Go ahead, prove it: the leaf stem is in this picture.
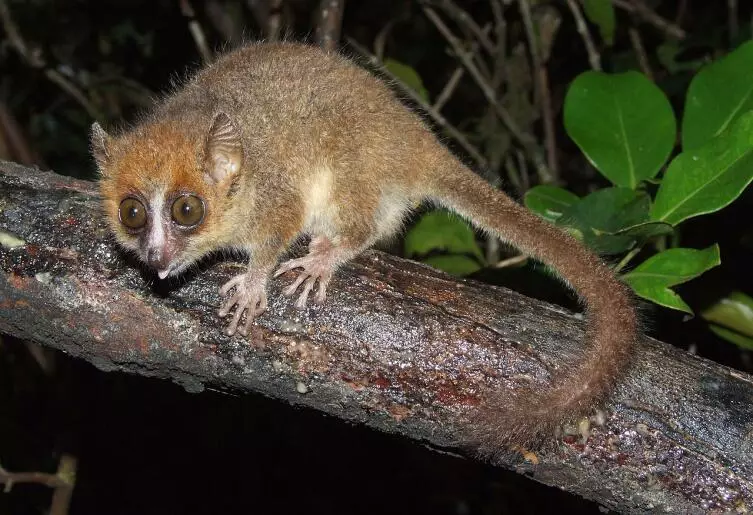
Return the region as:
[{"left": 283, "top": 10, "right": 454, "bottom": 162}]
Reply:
[{"left": 614, "top": 246, "right": 642, "bottom": 273}]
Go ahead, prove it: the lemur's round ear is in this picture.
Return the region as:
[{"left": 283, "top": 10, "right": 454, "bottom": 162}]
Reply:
[
  {"left": 204, "top": 112, "right": 243, "bottom": 185},
  {"left": 90, "top": 122, "right": 112, "bottom": 172}
]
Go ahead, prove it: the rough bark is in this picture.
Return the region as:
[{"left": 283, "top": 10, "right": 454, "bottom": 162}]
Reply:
[{"left": 1, "top": 161, "right": 752, "bottom": 514}]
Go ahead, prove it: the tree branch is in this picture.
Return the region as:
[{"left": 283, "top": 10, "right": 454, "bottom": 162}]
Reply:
[
  {"left": 315, "top": 0, "right": 346, "bottom": 52},
  {"left": 0, "top": 0, "right": 101, "bottom": 120},
  {"left": 420, "top": 4, "right": 552, "bottom": 183},
  {"left": 179, "top": 0, "right": 214, "bottom": 64},
  {"left": 517, "top": 0, "right": 558, "bottom": 175},
  {"left": 246, "top": 0, "right": 284, "bottom": 41},
  {"left": 565, "top": 0, "right": 601, "bottom": 71},
  {"left": 346, "top": 38, "right": 488, "bottom": 169},
  {"left": 0, "top": 454, "right": 76, "bottom": 515},
  {"left": 1, "top": 162, "right": 753, "bottom": 512},
  {"left": 611, "top": 0, "right": 686, "bottom": 39}
]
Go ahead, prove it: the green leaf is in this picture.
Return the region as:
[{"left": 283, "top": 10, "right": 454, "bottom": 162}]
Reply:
[
  {"left": 582, "top": 0, "right": 616, "bottom": 46},
  {"left": 701, "top": 291, "right": 753, "bottom": 349},
  {"left": 564, "top": 71, "right": 676, "bottom": 188},
  {"left": 606, "top": 220, "right": 674, "bottom": 243},
  {"left": 682, "top": 41, "right": 753, "bottom": 150},
  {"left": 656, "top": 42, "right": 706, "bottom": 75},
  {"left": 558, "top": 187, "right": 651, "bottom": 254},
  {"left": 384, "top": 58, "right": 430, "bottom": 103},
  {"left": 623, "top": 245, "right": 721, "bottom": 313},
  {"left": 524, "top": 185, "right": 580, "bottom": 223},
  {"left": 422, "top": 254, "right": 482, "bottom": 277},
  {"left": 404, "top": 210, "right": 484, "bottom": 262},
  {"left": 708, "top": 325, "right": 753, "bottom": 351},
  {"left": 651, "top": 110, "right": 753, "bottom": 226}
]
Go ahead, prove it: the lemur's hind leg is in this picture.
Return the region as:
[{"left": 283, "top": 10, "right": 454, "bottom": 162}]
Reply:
[{"left": 273, "top": 234, "right": 364, "bottom": 308}]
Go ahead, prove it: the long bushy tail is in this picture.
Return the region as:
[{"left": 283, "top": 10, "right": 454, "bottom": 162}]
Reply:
[{"left": 426, "top": 159, "right": 638, "bottom": 452}]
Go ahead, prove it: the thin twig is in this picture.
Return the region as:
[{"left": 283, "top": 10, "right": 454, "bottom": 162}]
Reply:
[
  {"left": 266, "top": 0, "right": 284, "bottom": 41},
  {"left": 489, "top": 0, "right": 507, "bottom": 90},
  {"left": 205, "top": 0, "right": 243, "bottom": 45},
  {"left": 433, "top": 66, "right": 465, "bottom": 111},
  {"left": 728, "top": 0, "right": 738, "bottom": 46},
  {"left": 471, "top": 23, "right": 494, "bottom": 81},
  {"left": 180, "top": 0, "right": 213, "bottom": 64},
  {"left": 490, "top": 0, "right": 505, "bottom": 38},
  {"left": 518, "top": 0, "right": 542, "bottom": 101},
  {"left": 49, "top": 455, "right": 77, "bottom": 515},
  {"left": 674, "top": 0, "right": 687, "bottom": 25},
  {"left": 346, "top": 38, "right": 488, "bottom": 169},
  {"left": 421, "top": 5, "right": 551, "bottom": 182},
  {"left": 374, "top": 17, "right": 405, "bottom": 61},
  {"left": 315, "top": 0, "right": 346, "bottom": 52},
  {"left": 434, "top": 34, "right": 484, "bottom": 111},
  {"left": 0, "top": 0, "right": 101, "bottom": 119},
  {"left": 675, "top": 0, "right": 688, "bottom": 25},
  {"left": 246, "top": 0, "right": 284, "bottom": 41},
  {"left": 613, "top": 246, "right": 641, "bottom": 273},
  {"left": 628, "top": 27, "right": 653, "bottom": 81},
  {"left": 612, "top": 0, "right": 686, "bottom": 39},
  {"left": 537, "top": 66, "right": 556, "bottom": 176},
  {"left": 1, "top": 454, "right": 76, "bottom": 515},
  {"left": 504, "top": 155, "right": 522, "bottom": 193},
  {"left": 494, "top": 254, "right": 529, "bottom": 268},
  {"left": 0, "top": 101, "right": 39, "bottom": 166},
  {"left": 516, "top": 148, "right": 529, "bottom": 191},
  {"left": 483, "top": 0, "right": 511, "bottom": 261},
  {"left": 565, "top": 0, "right": 601, "bottom": 70},
  {"left": 436, "top": 0, "right": 496, "bottom": 55},
  {"left": 0, "top": 468, "right": 67, "bottom": 489},
  {"left": 431, "top": 1, "right": 495, "bottom": 81},
  {"left": 518, "top": 0, "right": 557, "bottom": 176}
]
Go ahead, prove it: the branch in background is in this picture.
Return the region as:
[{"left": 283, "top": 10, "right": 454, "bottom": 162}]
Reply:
[
  {"left": 628, "top": 27, "right": 654, "bottom": 80},
  {"left": 517, "top": 0, "right": 558, "bottom": 176},
  {"left": 205, "top": 0, "right": 244, "bottom": 46},
  {"left": 0, "top": 101, "right": 41, "bottom": 166},
  {"left": 436, "top": 0, "right": 495, "bottom": 56},
  {"left": 433, "top": 0, "right": 520, "bottom": 261},
  {"left": 246, "top": 0, "right": 284, "bottom": 41},
  {"left": 430, "top": 28, "right": 481, "bottom": 112},
  {"left": 565, "top": 0, "right": 601, "bottom": 70},
  {"left": 728, "top": 0, "right": 738, "bottom": 46},
  {"left": 346, "top": 38, "right": 488, "bottom": 169},
  {"left": 489, "top": 0, "right": 507, "bottom": 90},
  {"left": 486, "top": 0, "right": 509, "bottom": 202},
  {"left": 315, "top": 0, "right": 346, "bottom": 52},
  {"left": 434, "top": 0, "right": 495, "bottom": 82},
  {"left": 0, "top": 0, "right": 101, "bottom": 120},
  {"left": 612, "top": 0, "right": 686, "bottom": 39},
  {"left": 267, "top": 0, "right": 284, "bottom": 41},
  {"left": 179, "top": 0, "right": 214, "bottom": 64},
  {"left": 3, "top": 163, "right": 753, "bottom": 513},
  {"left": 0, "top": 455, "right": 77, "bottom": 515},
  {"left": 421, "top": 4, "right": 552, "bottom": 183},
  {"left": 674, "top": 0, "right": 687, "bottom": 25},
  {"left": 493, "top": 254, "right": 529, "bottom": 268},
  {"left": 432, "top": 66, "right": 465, "bottom": 112}
]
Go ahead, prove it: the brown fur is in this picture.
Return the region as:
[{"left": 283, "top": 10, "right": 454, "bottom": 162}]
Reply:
[{"left": 93, "top": 42, "right": 638, "bottom": 451}]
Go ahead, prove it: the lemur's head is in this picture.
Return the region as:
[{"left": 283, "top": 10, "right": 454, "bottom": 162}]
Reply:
[{"left": 92, "top": 112, "right": 243, "bottom": 278}]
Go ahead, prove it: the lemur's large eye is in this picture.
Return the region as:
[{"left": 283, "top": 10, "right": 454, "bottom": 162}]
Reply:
[
  {"left": 171, "top": 194, "right": 205, "bottom": 227},
  {"left": 119, "top": 198, "right": 147, "bottom": 230}
]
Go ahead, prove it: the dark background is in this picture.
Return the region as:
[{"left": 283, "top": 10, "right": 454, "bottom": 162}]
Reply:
[{"left": 1, "top": 0, "right": 752, "bottom": 513}]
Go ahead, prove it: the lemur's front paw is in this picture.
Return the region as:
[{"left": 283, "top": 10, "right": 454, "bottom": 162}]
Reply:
[{"left": 219, "top": 273, "right": 268, "bottom": 336}]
